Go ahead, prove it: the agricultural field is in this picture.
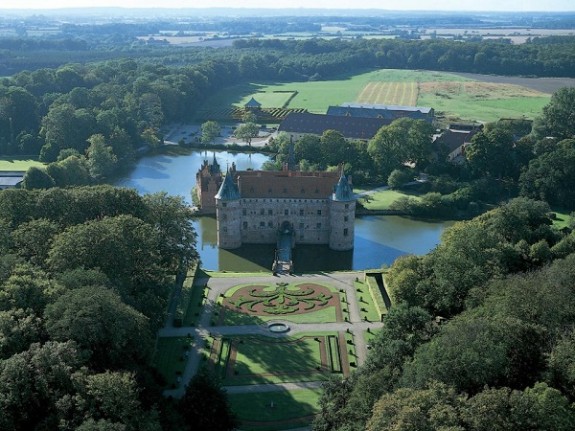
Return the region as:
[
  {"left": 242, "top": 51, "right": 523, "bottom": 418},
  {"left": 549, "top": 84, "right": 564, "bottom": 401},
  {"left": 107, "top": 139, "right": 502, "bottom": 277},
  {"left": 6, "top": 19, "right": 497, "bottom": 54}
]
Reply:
[{"left": 201, "top": 68, "right": 565, "bottom": 123}]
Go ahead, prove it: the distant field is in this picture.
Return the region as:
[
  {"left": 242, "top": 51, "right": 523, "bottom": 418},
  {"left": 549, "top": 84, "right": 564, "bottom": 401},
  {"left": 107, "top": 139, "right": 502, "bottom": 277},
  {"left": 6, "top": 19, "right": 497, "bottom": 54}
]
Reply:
[
  {"left": 203, "top": 69, "right": 558, "bottom": 122},
  {"left": 0, "top": 157, "right": 43, "bottom": 171}
]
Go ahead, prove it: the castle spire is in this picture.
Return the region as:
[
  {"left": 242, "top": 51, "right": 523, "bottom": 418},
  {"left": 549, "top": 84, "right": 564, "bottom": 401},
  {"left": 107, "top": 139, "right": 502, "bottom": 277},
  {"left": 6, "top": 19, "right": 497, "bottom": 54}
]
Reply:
[
  {"left": 215, "top": 169, "right": 240, "bottom": 201},
  {"left": 333, "top": 170, "right": 353, "bottom": 202}
]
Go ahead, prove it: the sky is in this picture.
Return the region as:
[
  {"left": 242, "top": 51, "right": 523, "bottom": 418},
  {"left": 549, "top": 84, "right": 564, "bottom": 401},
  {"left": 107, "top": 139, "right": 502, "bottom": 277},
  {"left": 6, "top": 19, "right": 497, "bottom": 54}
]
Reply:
[{"left": 0, "top": 0, "right": 574, "bottom": 12}]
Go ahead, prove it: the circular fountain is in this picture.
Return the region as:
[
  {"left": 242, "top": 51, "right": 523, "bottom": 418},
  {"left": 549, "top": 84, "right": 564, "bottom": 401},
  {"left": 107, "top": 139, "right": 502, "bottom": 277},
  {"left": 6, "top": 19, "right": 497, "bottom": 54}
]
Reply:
[{"left": 267, "top": 322, "right": 290, "bottom": 333}]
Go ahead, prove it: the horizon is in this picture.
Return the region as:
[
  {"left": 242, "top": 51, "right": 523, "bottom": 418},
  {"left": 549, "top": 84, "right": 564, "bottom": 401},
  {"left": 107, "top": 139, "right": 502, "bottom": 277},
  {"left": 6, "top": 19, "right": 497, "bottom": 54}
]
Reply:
[{"left": 1, "top": 0, "right": 574, "bottom": 13}]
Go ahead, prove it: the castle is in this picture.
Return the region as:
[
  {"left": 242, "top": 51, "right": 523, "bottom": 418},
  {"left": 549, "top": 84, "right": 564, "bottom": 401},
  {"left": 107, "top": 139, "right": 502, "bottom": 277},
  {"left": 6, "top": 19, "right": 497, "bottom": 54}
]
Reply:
[{"left": 195, "top": 156, "right": 355, "bottom": 252}]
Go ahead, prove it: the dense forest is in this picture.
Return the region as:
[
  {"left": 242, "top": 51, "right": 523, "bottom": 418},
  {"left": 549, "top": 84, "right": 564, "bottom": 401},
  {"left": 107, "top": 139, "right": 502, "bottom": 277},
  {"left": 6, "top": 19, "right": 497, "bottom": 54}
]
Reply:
[{"left": 0, "top": 186, "right": 241, "bottom": 431}]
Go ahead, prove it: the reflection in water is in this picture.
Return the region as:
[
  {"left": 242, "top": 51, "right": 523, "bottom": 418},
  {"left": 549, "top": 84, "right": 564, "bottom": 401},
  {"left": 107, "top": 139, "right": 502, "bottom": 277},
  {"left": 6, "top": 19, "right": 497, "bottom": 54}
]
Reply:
[{"left": 116, "top": 149, "right": 454, "bottom": 272}]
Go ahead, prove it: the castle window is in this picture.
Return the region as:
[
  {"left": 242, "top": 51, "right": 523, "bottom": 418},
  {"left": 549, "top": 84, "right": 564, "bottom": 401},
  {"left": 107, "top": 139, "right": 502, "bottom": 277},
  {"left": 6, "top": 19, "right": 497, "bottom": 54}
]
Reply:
[
  {"left": 223, "top": 227, "right": 228, "bottom": 232},
  {"left": 242, "top": 209, "right": 247, "bottom": 216},
  {"left": 316, "top": 223, "right": 321, "bottom": 229},
  {"left": 344, "top": 216, "right": 348, "bottom": 222},
  {"left": 260, "top": 221, "right": 265, "bottom": 227},
  {"left": 345, "top": 204, "right": 349, "bottom": 209},
  {"left": 317, "top": 210, "right": 322, "bottom": 215},
  {"left": 300, "top": 188, "right": 305, "bottom": 194},
  {"left": 243, "top": 221, "right": 248, "bottom": 229},
  {"left": 344, "top": 228, "right": 349, "bottom": 236},
  {"left": 268, "top": 209, "right": 273, "bottom": 215},
  {"left": 222, "top": 203, "right": 227, "bottom": 208},
  {"left": 299, "top": 209, "right": 304, "bottom": 216},
  {"left": 260, "top": 209, "right": 265, "bottom": 215},
  {"left": 284, "top": 209, "right": 289, "bottom": 216},
  {"left": 222, "top": 214, "right": 227, "bottom": 221},
  {"left": 315, "top": 188, "right": 319, "bottom": 194}
]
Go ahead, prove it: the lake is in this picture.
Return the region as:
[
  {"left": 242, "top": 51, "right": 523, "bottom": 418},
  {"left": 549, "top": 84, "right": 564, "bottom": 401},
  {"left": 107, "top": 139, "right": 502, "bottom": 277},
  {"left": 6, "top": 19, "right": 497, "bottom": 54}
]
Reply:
[{"left": 116, "top": 148, "right": 453, "bottom": 272}]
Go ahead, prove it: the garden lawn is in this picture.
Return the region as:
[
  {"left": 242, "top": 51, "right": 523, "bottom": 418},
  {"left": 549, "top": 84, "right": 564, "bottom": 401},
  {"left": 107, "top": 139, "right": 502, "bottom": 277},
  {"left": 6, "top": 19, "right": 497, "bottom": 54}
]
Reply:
[
  {"left": 359, "top": 188, "right": 423, "bottom": 211},
  {"left": 152, "top": 337, "right": 192, "bottom": 387},
  {"left": 222, "top": 333, "right": 339, "bottom": 385},
  {"left": 356, "top": 280, "right": 381, "bottom": 323},
  {"left": 229, "top": 388, "right": 322, "bottom": 431},
  {"left": 551, "top": 208, "right": 573, "bottom": 229}
]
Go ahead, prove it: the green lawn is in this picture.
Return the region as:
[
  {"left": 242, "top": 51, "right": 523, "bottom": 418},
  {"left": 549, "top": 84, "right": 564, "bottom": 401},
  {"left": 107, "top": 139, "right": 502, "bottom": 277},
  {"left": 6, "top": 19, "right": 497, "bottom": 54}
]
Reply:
[
  {"left": 0, "top": 157, "right": 44, "bottom": 171},
  {"left": 356, "top": 280, "right": 381, "bottom": 323},
  {"left": 359, "top": 188, "right": 423, "bottom": 211},
  {"left": 229, "top": 388, "right": 321, "bottom": 431},
  {"left": 222, "top": 333, "right": 340, "bottom": 385},
  {"left": 551, "top": 208, "right": 573, "bottom": 229},
  {"left": 203, "top": 68, "right": 550, "bottom": 122},
  {"left": 152, "top": 337, "right": 193, "bottom": 387}
]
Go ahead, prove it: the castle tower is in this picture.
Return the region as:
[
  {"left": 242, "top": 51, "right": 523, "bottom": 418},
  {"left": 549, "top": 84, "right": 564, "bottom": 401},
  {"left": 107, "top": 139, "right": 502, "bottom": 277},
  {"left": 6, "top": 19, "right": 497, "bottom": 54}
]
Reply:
[
  {"left": 215, "top": 169, "right": 242, "bottom": 249},
  {"left": 195, "top": 153, "right": 222, "bottom": 214},
  {"left": 329, "top": 171, "right": 355, "bottom": 251}
]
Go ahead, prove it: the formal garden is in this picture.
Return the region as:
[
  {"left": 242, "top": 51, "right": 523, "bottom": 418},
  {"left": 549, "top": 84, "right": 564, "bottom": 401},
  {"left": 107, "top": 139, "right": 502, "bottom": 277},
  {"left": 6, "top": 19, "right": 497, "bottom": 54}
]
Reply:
[{"left": 151, "top": 271, "right": 390, "bottom": 430}]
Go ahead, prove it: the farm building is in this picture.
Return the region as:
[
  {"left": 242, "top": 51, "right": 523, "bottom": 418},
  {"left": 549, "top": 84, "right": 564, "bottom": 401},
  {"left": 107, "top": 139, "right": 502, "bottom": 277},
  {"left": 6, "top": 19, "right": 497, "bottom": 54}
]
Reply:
[
  {"left": 0, "top": 171, "right": 25, "bottom": 190},
  {"left": 278, "top": 112, "right": 391, "bottom": 141},
  {"left": 214, "top": 162, "right": 355, "bottom": 255},
  {"left": 327, "top": 103, "right": 435, "bottom": 123},
  {"left": 433, "top": 125, "right": 482, "bottom": 164}
]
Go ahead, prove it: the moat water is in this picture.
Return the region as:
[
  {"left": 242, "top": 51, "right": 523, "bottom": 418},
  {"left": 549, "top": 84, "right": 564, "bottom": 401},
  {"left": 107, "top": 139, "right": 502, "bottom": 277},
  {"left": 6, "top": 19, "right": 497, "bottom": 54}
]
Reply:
[{"left": 116, "top": 149, "right": 453, "bottom": 272}]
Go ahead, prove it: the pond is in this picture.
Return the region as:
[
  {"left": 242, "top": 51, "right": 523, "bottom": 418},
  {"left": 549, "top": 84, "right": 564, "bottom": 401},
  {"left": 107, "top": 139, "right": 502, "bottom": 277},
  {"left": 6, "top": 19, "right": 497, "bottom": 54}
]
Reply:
[{"left": 116, "top": 148, "right": 453, "bottom": 272}]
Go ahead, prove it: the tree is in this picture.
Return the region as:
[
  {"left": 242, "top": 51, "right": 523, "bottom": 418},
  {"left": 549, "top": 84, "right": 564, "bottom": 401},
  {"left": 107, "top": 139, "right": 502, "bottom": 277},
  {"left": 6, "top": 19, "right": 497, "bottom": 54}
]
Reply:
[
  {"left": 44, "top": 287, "right": 152, "bottom": 370},
  {"left": 179, "top": 370, "right": 238, "bottom": 431},
  {"left": 466, "top": 129, "right": 517, "bottom": 178},
  {"left": 463, "top": 383, "right": 575, "bottom": 431},
  {"left": 47, "top": 214, "right": 168, "bottom": 323},
  {"left": 235, "top": 122, "right": 259, "bottom": 147},
  {"left": 12, "top": 218, "right": 60, "bottom": 266},
  {"left": 519, "top": 139, "right": 575, "bottom": 210},
  {"left": 367, "top": 382, "right": 464, "bottom": 431},
  {"left": 142, "top": 192, "right": 198, "bottom": 271},
  {"left": 387, "top": 168, "right": 413, "bottom": 189},
  {"left": 320, "top": 130, "right": 351, "bottom": 167},
  {"left": 86, "top": 134, "right": 117, "bottom": 180},
  {"left": 21, "top": 166, "right": 55, "bottom": 189},
  {"left": 0, "top": 341, "right": 85, "bottom": 431},
  {"left": 538, "top": 87, "right": 575, "bottom": 140},
  {"left": 200, "top": 120, "right": 220, "bottom": 146}
]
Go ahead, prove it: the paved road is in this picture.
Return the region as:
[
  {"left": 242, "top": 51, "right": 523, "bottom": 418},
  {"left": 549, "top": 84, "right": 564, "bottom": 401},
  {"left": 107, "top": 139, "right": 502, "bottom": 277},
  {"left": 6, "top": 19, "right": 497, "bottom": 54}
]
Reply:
[{"left": 161, "top": 272, "right": 384, "bottom": 400}]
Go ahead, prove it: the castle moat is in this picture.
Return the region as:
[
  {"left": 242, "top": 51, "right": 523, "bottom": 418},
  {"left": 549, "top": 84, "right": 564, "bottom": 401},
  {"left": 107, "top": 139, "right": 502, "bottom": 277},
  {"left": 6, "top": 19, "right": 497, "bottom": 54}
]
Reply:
[{"left": 116, "top": 149, "right": 453, "bottom": 271}]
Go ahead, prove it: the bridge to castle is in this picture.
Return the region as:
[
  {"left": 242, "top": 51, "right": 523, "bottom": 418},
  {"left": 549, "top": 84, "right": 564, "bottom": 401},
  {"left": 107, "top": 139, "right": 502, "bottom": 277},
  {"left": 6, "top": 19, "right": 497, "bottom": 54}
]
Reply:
[{"left": 273, "top": 222, "right": 294, "bottom": 274}]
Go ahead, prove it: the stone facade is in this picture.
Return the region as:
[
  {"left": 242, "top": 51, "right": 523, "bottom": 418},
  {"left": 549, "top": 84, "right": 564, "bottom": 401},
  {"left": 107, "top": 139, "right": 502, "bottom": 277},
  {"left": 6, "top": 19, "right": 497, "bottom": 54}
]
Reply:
[{"left": 215, "top": 164, "right": 355, "bottom": 251}]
